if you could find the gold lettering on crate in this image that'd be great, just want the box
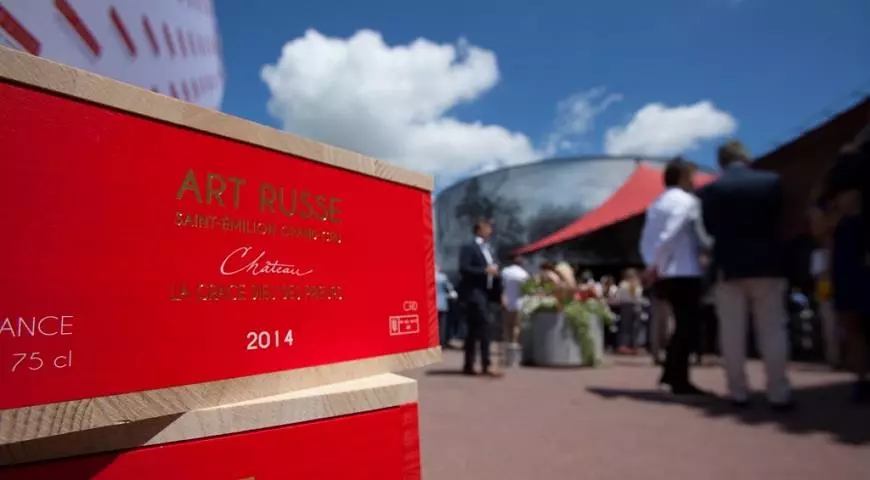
[169,283,344,302]
[173,169,344,245]
[258,182,341,223]
[176,169,246,208]
[170,169,350,301]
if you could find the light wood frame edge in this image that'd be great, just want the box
[0,46,433,192]
[0,373,418,466]
[0,346,439,445]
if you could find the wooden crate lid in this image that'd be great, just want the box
[1,373,418,466]
[0,46,432,192]
[0,348,439,446]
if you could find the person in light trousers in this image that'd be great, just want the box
[699,140,793,410]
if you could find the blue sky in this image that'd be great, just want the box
[214,0,870,188]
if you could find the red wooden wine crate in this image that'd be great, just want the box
[0,50,438,411]
[1,403,422,479]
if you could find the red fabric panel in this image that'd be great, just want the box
[515,162,714,254]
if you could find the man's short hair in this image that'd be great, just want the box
[663,157,695,188]
[717,139,751,167]
[472,217,491,234]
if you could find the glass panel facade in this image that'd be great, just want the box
[434,156,656,276]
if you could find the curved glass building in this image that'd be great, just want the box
[434,156,678,276]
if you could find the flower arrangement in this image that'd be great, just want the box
[521,274,614,366]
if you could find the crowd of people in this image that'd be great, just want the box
[438,260,717,362]
[435,121,869,406]
[437,247,679,373]
[638,128,869,407]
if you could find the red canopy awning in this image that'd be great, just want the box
[514,162,715,254]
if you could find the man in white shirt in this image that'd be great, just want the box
[501,256,530,346]
[640,158,712,395]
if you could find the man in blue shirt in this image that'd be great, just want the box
[436,264,458,347]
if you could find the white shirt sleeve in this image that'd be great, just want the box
[651,199,693,273]
[639,213,656,267]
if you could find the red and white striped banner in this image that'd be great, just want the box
[0,0,224,109]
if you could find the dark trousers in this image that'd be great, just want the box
[438,311,450,346]
[463,296,493,371]
[449,301,467,341]
[698,303,719,356]
[656,277,703,387]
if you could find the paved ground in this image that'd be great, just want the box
[405,350,870,480]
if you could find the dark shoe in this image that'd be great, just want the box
[730,399,751,409]
[657,372,674,388]
[461,366,476,376]
[670,383,712,396]
[770,401,795,413]
[658,373,690,390]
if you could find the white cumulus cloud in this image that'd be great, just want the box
[544,87,623,154]
[603,101,737,156]
[261,29,737,181]
[261,29,538,178]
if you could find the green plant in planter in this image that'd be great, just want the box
[521,277,556,296]
[562,300,614,366]
[521,277,615,366]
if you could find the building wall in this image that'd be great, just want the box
[753,97,870,239]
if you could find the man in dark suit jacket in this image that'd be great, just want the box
[457,218,503,377]
[699,140,793,410]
